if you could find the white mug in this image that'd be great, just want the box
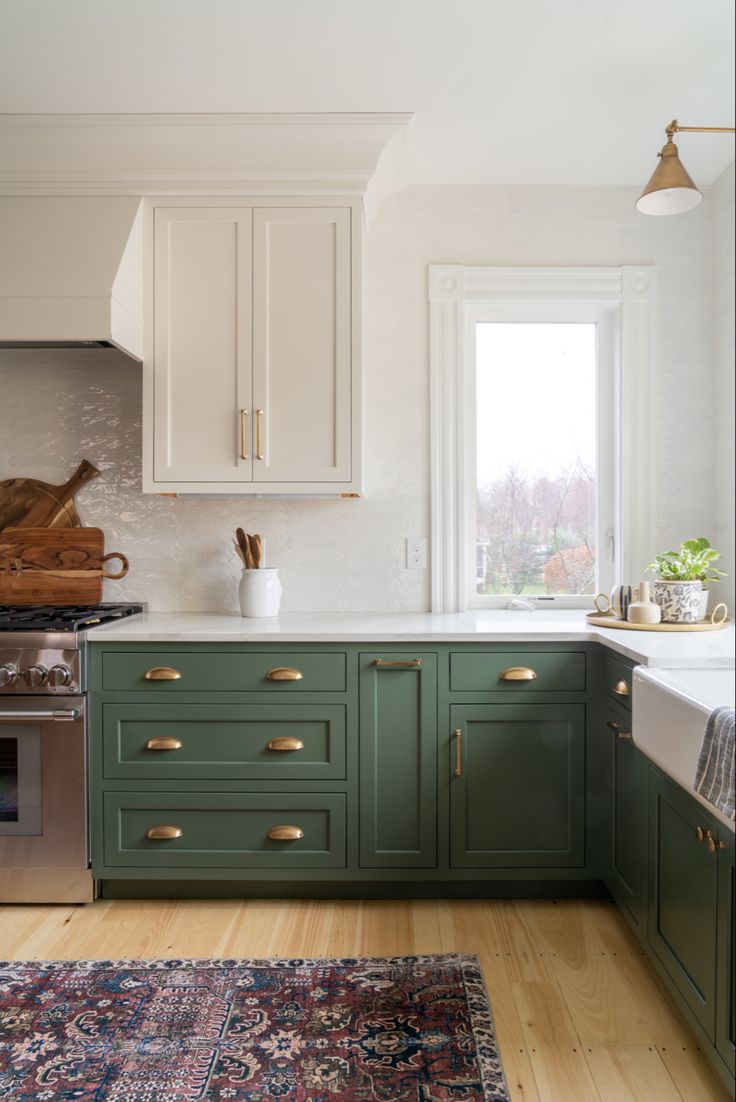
[594,584,639,620]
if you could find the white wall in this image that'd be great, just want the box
[712,162,735,610]
[0,185,720,612]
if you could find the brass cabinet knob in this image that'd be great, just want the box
[267,825,304,841]
[146,825,183,840]
[606,720,633,741]
[499,667,537,681]
[266,667,304,681]
[267,737,304,752]
[614,679,631,697]
[145,737,183,751]
[144,667,182,681]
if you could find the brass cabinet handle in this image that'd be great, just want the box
[267,737,304,752]
[266,667,304,681]
[239,408,249,460]
[606,720,633,741]
[146,825,183,840]
[255,409,264,460]
[374,658,422,669]
[454,728,462,777]
[695,826,706,843]
[614,679,631,697]
[267,825,304,841]
[145,737,183,751]
[499,667,537,681]
[144,667,182,681]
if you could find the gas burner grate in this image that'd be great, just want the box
[0,603,144,632]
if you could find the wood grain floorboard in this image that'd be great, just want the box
[1,897,730,1102]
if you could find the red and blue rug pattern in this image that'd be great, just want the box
[0,953,508,1101]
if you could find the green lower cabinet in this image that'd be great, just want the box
[606,706,648,929]
[716,831,736,1076]
[359,652,437,868]
[648,768,719,1036]
[103,791,346,870]
[449,703,585,868]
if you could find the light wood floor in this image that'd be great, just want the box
[1,897,729,1102]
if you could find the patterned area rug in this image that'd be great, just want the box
[0,954,508,1101]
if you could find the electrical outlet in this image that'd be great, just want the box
[406,537,427,569]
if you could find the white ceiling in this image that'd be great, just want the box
[0,0,733,187]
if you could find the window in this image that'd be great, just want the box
[429,266,655,612]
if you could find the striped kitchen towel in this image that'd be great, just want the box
[694,707,735,819]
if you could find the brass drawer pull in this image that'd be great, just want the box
[613,679,630,697]
[255,409,264,461]
[606,720,632,741]
[239,408,249,461]
[267,825,304,841]
[500,667,537,681]
[266,667,304,681]
[374,658,422,669]
[454,728,462,777]
[146,825,183,840]
[144,667,182,681]
[267,737,304,752]
[145,737,183,751]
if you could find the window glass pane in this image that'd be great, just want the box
[476,322,597,597]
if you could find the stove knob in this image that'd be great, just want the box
[0,664,18,687]
[23,664,48,688]
[48,664,72,689]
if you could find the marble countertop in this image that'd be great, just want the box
[86,610,735,668]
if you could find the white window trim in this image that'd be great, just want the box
[429,265,656,613]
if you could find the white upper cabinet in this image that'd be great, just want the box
[143,198,361,494]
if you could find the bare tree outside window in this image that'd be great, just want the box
[476,324,597,597]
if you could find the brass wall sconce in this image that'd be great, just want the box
[636,119,735,215]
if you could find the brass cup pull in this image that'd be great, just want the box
[500,667,537,681]
[144,667,182,681]
[613,679,631,697]
[606,720,632,741]
[145,737,183,751]
[146,825,183,840]
[695,826,706,843]
[267,737,304,752]
[240,408,249,461]
[454,728,462,777]
[266,667,304,681]
[267,825,304,841]
[374,658,422,669]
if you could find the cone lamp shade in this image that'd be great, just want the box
[636,137,703,214]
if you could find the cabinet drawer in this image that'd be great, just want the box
[603,653,634,710]
[103,792,346,869]
[102,703,346,781]
[449,651,586,692]
[100,651,346,692]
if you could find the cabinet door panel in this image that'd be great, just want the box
[359,653,437,868]
[607,707,648,928]
[153,207,252,482]
[450,704,585,868]
[648,769,718,1035]
[716,832,736,1074]
[253,208,351,483]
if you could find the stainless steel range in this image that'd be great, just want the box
[0,603,143,903]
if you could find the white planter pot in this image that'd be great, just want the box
[652,579,702,624]
[239,568,282,618]
[698,589,709,621]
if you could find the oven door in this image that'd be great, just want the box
[0,697,92,902]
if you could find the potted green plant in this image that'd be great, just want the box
[648,538,727,622]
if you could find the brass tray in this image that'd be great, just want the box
[586,609,730,632]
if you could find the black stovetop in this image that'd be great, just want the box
[0,603,144,632]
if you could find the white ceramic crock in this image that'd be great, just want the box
[239,568,282,618]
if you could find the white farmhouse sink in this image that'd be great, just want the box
[633,667,736,830]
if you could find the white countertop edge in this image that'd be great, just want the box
[86,611,736,668]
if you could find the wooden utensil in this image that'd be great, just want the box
[0,527,128,605]
[235,527,253,569]
[248,533,262,569]
[0,459,100,533]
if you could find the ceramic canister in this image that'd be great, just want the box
[652,579,702,624]
[594,584,639,620]
[239,567,282,618]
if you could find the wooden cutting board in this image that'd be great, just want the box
[0,527,128,605]
[0,459,100,533]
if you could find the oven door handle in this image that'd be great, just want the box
[0,708,80,722]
